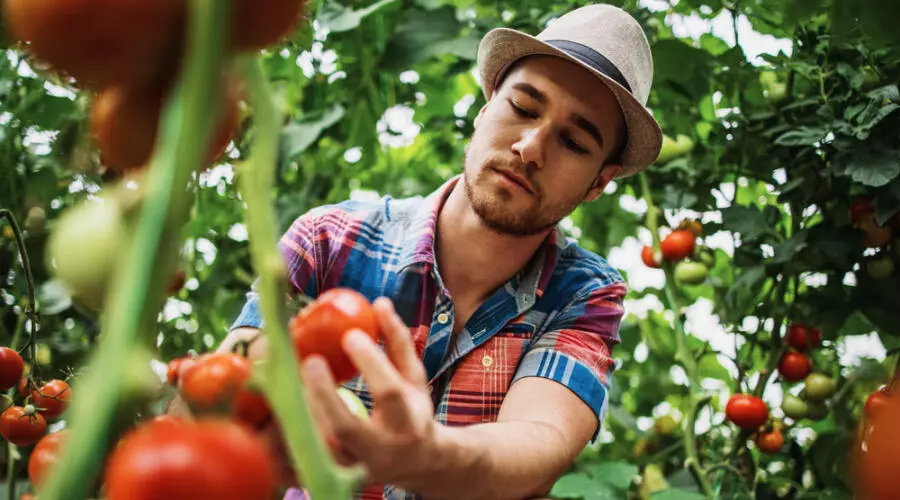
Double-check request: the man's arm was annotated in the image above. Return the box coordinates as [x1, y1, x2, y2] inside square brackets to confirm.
[403, 377, 597, 500]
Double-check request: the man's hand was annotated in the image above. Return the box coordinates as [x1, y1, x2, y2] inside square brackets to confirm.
[300, 297, 437, 486]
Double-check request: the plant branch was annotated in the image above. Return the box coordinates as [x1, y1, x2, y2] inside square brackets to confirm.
[0, 210, 39, 371]
[37, 0, 230, 498]
[236, 55, 364, 499]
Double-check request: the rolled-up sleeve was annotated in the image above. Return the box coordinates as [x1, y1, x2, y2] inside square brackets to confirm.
[511, 281, 626, 433]
[229, 212, 325, 332]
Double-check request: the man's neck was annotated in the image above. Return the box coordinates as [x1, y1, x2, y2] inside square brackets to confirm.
[435, 179, 550, 303]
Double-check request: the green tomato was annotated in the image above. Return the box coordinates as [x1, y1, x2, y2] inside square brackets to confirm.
[693, 246, 716, 269]
[804, 373, 836, 402]
[867, 257, 895, 279]
[337, 387, 369, 419]
[806, 400, 829, 421]
[781, 394, 808, 420]
[656, 135, 694, 164]
[46, 196, 129, 310]
[674, 261, 708, 285]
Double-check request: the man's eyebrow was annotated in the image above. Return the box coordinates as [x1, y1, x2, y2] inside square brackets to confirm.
[511, 82, 546, 104]
[572, 114, 605, 150]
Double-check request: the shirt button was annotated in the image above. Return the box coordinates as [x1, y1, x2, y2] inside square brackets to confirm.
[437, 313, 449, 325]
[482, 355, 493, 368]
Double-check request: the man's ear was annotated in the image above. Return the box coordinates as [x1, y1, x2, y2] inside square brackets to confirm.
[583, 164, 622, 202]
[473, 90, 497, 130]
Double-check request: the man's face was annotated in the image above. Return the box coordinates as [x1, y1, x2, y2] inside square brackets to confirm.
[463, 55, 626, 236]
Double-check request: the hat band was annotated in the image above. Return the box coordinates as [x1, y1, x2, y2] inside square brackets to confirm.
[545, 40, 632, 94]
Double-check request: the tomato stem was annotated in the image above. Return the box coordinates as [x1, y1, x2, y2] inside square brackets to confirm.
[36, 0, 231, 498]
[0, 210, 40, 374]
[236, 54, 365, 500]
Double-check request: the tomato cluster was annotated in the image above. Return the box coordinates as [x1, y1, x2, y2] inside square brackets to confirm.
[641, 220, 715, 287]
[849, 197, 900, 280]
[776, 323, 837, 423]
[0, 347, 72, 450]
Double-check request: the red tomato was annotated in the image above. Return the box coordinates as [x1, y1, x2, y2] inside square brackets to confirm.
[28, 430, 67, 490]
[641, 246, 661, 268]
[291, 288, 380, 383]
[31, 380, 71, 420]
[865, 387, 892, 420]
[778, 351, 813, 382]
[0, 406, 47, 446]
[17, 377, 30, 397]
[230, 0, 308, 52]
[0, 348, 24, 391]
[660, 230, 696, 262]
[2, 0, 183, 89]
[849, 197, 875, 224]
[166, 358, 186, 386]
[104, 419, 276, 500]
[165, 271, 187, 295]
[755, 428, 784, 454]
[149, 414, 182, 428]
[855, 395, 900, 499]
[785, 323, 822, 351]
[233, 389, 272, 430]
[725, 394, 769, 430]
[179, 353, 251, 413]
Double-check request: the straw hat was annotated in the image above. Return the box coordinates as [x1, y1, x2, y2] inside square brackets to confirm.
[477, 4, 663, 177]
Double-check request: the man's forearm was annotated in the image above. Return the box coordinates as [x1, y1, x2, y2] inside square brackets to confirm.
[398, 420, 579, 500]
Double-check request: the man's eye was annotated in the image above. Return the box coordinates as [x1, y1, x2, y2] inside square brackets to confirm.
[508, 101, 536, 119]
[563, 135, 588, 155]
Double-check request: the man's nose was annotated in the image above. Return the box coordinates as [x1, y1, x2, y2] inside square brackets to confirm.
[511, 126, 547, 170]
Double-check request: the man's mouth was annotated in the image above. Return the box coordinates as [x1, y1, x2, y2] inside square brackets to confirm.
[492, 168, 534, 194]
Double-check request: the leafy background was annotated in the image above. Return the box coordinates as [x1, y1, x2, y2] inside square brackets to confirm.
[1, 0, 900, 498]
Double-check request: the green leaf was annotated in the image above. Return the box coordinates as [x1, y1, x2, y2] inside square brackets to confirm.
[549, 472, 599, 498]
[839, 311, 877, 336]
[585, 461, 639, 491]
[651, 489, 707, 500]
[317, 0, 399, 33]
[279, 104, 346, 161]
[771, 230, 808, 264]
[843, 145, 900, 187]
[722, 205, 772, 240]
[16, 93, 78, 131]
[774, 126, 828, 146]
[383, 7, 480, 69]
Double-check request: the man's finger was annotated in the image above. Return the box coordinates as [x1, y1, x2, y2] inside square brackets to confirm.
[301, 356, 372, 445]
[373, 298, 427, 386]
[343, 329, 408, 398]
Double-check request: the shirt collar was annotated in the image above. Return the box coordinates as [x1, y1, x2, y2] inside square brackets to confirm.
[397, 174, 562, 301]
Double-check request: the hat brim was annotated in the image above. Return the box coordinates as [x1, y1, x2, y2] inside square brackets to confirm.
[477, 28, 663, 178]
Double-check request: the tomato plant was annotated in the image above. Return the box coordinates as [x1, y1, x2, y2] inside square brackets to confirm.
[28, 430, 67, 490]
[755, 429, 784, 455]
[179, 353, 252, 413]
[291, 288, 380, 383]
[785, 323, 822, 351]
[725, 394, 769, 430]
[659, 230, 696, 262]
[804, 373, 837, 402]
[781, 394, 808, 420]
[0, 406, 47, 446]
[0, 346, 25, 390]
[778, 351, 813, 382]
[641, 246, 661, 268]
[32, 379, 71, 420]
[673, 261, 708, 285]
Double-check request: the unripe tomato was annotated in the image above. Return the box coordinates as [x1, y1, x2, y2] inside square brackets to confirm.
[28, 430, 67, 490]
[179, 353, 251, 413]
[778, 351, 813, 382]
[2, 0, 183, 89]
[865, 387, 892, 420]
[641, 246, 661, 269]
[755, 428, 784, 454]
[653, 415, 678, 436]
[655, 135, 694, 164]
[804, 373, 836, 402]
[46, 196, 128, 310]
[725, 394, 769, 430]
[785, 323, 822, 352]
[31, 380, 71, 420]
[781, 394, 808, 420]
[0, 347, 25, 391]
[105, 419, 276, 500]
[291, 288, 381, 383]
[337, 387, 369, 419]
[693, 246, 716, 268]
[91, 76, 240, 173]
[0, 406, 47, 446]
[674, 261, 708, 285]
[806, 400, 829, 421]
[24, 207, 46, 234]
[866, 256, 895, 279]
[230, 0, 308, 52]
[660, 230, 696, 262]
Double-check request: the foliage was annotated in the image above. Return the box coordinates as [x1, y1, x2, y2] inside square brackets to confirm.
[1, 0, 899, 498]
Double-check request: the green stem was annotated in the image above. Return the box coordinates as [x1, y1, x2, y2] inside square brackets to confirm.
[37, 0, 229, 498]
[236, 56, 364, 500]
[752, 274, 792, 398]
[0, 210, 39, 372]
[6, 441, 15, 500]
[684, 395, 715, 499]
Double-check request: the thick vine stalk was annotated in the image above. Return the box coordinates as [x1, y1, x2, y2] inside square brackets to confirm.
[638, 173, 713, 498]
[37, 0, 229, 497]
[236, 56, 364, 499]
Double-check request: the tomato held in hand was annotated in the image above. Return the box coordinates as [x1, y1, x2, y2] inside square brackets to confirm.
[179, 353, 252, 413]
[105, 418, 276, 500]
[641, 246, 661, 269]
[291, 288, 380, 383]
[232, 389, 273, 430]
[0, 406, 47, 446]
[0, 347, 25, 391]
[778, 351, 813, 382]
[785, 323, 821, 352]
[230, 0, 308, 52]
[32, 379, 71, 420]
[2, 0, 183, 89]
[28, 430, 67, 490]
[725, 394, 769, 430]
[865, 387, 893, 420]
[755, 428, 784, 454]
[660, 230, 696, 262]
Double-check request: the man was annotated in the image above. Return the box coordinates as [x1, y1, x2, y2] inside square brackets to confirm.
[223, 4, 662, 499]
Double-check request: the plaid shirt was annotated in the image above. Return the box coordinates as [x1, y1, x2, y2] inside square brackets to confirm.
[231, 176, 627, 500]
